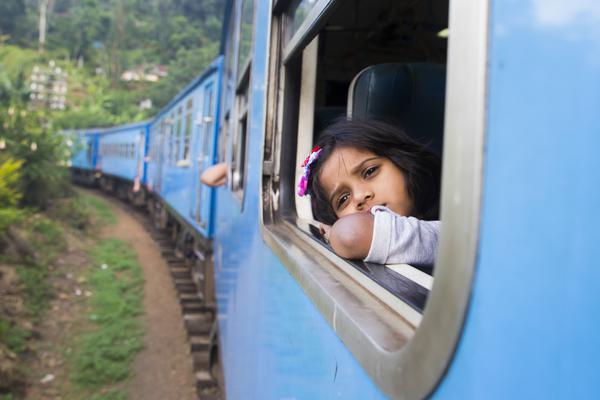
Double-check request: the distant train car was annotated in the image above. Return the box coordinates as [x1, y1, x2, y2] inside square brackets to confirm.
[96, 121, 149, 200]
[69, 129, 100, 185]
[68, 0, 600, 398]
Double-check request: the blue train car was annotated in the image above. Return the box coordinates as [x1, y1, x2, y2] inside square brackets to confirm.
[146, 58, 223, 239]
[210, 0, 600, 399]
[97, 121, 149, 195]
[67, 0, 600, 398]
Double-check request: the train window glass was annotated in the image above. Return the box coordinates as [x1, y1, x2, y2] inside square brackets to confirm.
[222, 3, 237, 121]
[288, 0, 319, 39]
[183, 99, 194, 162]
[86, 141, 93, 164]
[232, 75, 250, 198]
[175, 107, 183, 162]
[168, 112, 175, 164]
[222, 0, 255, 202]
[149, 126, 156, 161]
[237, 0, 254, 79]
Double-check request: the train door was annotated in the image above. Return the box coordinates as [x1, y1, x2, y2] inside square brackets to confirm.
[133, 129, 145, 191]
[155, 119, 169, 192]
[191, 74, 218, 232]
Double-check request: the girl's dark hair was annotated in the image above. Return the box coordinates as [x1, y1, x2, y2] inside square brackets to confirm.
[308, 118, 441, 225]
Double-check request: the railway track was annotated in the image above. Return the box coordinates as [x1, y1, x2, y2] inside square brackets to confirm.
[117, 194, 223, 400]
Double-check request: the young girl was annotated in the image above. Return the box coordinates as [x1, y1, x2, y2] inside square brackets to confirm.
[298, 118, 441, 266]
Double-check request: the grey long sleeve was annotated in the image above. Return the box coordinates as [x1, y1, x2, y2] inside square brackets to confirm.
[364, 206, 440, 265]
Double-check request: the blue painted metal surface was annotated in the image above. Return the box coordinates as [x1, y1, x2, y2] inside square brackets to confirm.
[97, 121, 149, 182]
[434, 1, 600, 398]
[212, 1, 386, 398]
[147, 58, 223, 237]
[71, 130, 99, 171]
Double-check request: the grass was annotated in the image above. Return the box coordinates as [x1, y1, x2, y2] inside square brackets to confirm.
[78, 192, 117, 226]
[0, 317, 30, 354]
[15, 263, 51, 319]
[51, 190, 117, 229]
[67, 239, 144, 398]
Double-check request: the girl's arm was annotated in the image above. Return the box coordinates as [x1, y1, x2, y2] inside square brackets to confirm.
[325, 208, 440, 265]
[201, 162, 228, 187]
[327, 213, 375, 259]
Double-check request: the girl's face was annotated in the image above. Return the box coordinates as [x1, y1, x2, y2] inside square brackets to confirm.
[318, 146, 413, 219]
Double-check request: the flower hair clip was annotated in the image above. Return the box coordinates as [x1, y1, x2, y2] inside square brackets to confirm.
[297, 146, 322, 197]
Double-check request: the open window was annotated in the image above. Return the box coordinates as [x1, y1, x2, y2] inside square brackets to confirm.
[262, 0, 486, 398]
[266, 0, 448, 321]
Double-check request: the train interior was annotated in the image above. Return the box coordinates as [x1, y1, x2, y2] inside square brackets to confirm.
[286, 0, 449, 317]
[312, 0, 448, 143]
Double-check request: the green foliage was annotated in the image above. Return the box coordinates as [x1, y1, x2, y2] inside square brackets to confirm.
[148, 43, 219, 109]
[0, 317, 30, 353]
[0, 57, 71, 209]
[15, 263, 51, 319]
[0, 158, 22, 207]
[0, 207, 25, 234]
[70, 239, 144, 388]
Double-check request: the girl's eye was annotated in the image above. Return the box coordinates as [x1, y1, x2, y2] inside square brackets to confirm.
[336, 193, 349, 209]
[364, 165, 378, 178]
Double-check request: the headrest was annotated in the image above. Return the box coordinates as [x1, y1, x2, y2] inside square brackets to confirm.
[347, 63, 446, 155]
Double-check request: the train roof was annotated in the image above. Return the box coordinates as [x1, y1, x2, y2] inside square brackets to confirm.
[151, 56, 223, 123]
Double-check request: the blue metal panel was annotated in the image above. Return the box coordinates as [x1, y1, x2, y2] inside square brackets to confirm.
[150, 59, 223, 238]
[213, 1, 385, 398]
[71, 130, 99, 171]
[434, 1, 600, 398]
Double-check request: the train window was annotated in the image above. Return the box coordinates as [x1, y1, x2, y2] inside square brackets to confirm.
[168, 112, 175, 164]
[237, 0, 254, 78]
[288, 0, 320, 39]
[269, 0, 448, 295]
[86, 141, 93, 164]
[175, 106, 183, 162]
[260, 0, 487, 398]
[222, 0, 255, 203]
[182, 98, 194, 163]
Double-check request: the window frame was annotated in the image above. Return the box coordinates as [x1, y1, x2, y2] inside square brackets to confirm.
[181, 97, 194, 166]
[223, 0, 256, 204]
[259, 0, 489, 398]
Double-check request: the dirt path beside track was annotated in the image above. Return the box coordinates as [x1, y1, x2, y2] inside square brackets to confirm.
[22, 190, 197, 400]
[99, 193, 198, 400]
